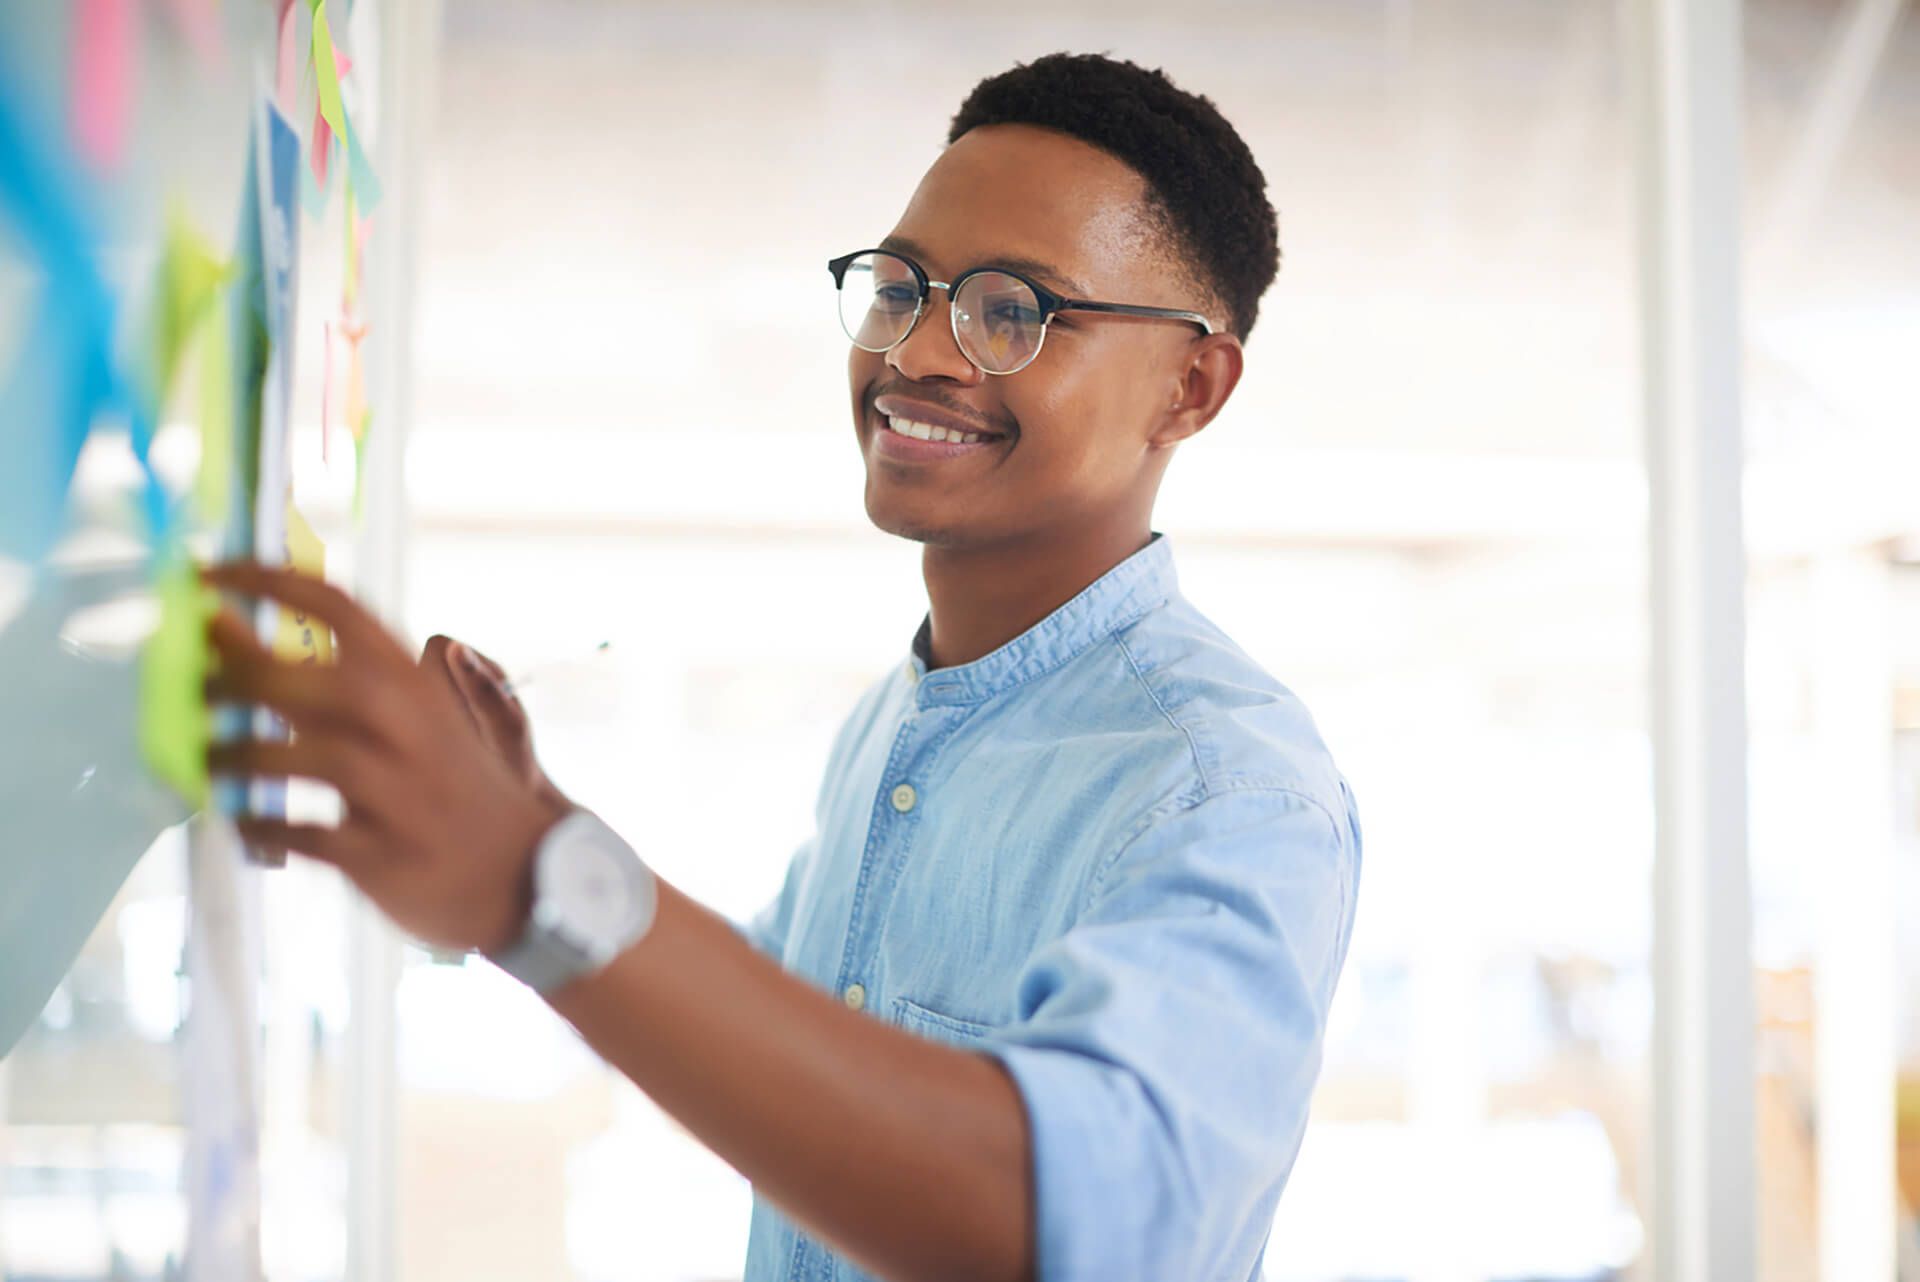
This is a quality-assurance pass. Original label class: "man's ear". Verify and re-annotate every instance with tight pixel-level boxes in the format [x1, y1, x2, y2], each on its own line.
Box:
[1149, 332, 1244, 450]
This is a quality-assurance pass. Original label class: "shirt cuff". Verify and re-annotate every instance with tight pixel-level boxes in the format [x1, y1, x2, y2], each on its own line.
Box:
[980, 1039, 1186, 1282]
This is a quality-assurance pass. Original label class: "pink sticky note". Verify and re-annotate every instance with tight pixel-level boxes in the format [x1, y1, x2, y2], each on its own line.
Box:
[275, 0, 301, 112]
[307, 38, 353, 188]
[72, 0, 135, 171]
[311, 98, 332, 188]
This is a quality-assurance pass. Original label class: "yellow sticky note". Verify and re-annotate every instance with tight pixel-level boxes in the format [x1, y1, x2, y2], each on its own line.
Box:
[139, 553, 218, 807]
[274, 501, 333, 664]
[311, 1, 347, 140]
[146, 205, 231, 420]
[192, 297, 232, 524]
[344, 325, 369, 440]
[342, 178, 358, 310]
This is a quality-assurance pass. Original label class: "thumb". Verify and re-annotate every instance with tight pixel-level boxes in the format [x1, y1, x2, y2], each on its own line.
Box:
[447, 640, 530, 742]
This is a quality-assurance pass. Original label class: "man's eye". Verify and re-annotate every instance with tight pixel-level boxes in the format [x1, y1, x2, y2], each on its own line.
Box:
[988, 302, 1042, 327]
[874, 285, 919, 310]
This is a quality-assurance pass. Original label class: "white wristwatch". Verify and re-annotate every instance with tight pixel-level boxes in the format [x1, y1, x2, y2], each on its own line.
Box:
[488, 808, 658, 994]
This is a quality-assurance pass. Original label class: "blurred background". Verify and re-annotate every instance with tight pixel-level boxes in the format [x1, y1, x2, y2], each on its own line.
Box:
[3, 1, 1917, 1280]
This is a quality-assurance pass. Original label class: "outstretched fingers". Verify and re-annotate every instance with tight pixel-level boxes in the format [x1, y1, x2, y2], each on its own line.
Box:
[201, 561, 408, 668]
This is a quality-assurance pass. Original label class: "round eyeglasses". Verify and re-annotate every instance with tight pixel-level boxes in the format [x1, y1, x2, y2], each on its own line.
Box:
[827, 247, 1215, 376]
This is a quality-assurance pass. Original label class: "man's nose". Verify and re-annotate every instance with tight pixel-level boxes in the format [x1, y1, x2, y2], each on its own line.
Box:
[886, 287, 982, 385]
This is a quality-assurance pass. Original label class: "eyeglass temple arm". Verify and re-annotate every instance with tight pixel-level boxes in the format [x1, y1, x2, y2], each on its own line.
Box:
[1054, 299, 1215, 335]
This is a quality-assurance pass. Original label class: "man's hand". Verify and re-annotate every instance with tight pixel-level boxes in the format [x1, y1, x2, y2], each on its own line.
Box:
[418, 633, 571, 812]
[199, 565, 1037, 1282]
[201, 561, 571, 954]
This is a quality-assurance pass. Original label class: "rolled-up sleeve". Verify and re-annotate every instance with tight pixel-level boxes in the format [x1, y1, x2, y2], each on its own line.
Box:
[978, 784, 1359, 1282]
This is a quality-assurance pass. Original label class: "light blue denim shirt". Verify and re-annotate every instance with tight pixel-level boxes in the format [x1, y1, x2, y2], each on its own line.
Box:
[735, 529, 1362, 1282]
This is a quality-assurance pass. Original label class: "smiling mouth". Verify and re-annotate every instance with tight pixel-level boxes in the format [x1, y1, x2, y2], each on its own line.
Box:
[878, 412, 1005, 445]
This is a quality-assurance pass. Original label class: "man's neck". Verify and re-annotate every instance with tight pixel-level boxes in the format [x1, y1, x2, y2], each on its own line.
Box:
[918, 521, 1154, 672]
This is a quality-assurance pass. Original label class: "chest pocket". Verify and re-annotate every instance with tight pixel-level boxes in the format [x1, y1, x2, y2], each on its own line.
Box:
[891, 995, 994, 1047]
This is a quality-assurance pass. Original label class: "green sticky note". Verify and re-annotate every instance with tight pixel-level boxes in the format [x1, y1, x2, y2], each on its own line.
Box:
[138, 554, 218, 808]
[311, 2, 347, 141]
[144, 206, 232, 425]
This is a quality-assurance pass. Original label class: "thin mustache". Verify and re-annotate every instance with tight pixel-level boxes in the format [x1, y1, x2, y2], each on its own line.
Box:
[867, 383, 1018, 438]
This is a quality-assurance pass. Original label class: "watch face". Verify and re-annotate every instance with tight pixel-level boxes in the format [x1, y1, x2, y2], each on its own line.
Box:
[536, 817, 652, 960]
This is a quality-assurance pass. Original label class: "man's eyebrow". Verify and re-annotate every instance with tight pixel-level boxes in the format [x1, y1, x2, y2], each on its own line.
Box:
[877, 234, 1092, 298]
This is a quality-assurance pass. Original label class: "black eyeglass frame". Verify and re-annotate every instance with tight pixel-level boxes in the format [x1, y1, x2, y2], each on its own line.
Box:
[826, 247, 1216, 375]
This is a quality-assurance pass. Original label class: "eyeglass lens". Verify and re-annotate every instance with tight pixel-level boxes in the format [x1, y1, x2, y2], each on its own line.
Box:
[837, 251, 1048, 374]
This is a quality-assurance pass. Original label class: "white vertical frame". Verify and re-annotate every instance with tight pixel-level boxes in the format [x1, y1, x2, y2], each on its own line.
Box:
[1810, 549, 1899, 1282]
[1623, 2, 1758, 1281]
[345, 1, 442, 1280]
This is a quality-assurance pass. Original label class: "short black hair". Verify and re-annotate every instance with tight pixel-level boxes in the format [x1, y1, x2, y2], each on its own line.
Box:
[947, 51, 1280, 341]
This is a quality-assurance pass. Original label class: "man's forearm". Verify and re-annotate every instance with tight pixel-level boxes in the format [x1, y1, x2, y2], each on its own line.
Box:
[543, 878, 1037, 1282]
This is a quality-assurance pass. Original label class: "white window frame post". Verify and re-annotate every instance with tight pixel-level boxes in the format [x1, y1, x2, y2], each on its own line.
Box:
[1623, 1, 1759, 1281]
[346, 2, 442, 1280]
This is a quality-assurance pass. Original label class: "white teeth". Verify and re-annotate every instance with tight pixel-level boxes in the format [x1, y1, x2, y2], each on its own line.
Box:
[884, 413, 997, 446]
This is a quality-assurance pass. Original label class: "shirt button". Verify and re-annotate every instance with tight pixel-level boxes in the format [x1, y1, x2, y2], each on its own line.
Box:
[842, 983, 866, 1011]
[890, 782, 917, 813]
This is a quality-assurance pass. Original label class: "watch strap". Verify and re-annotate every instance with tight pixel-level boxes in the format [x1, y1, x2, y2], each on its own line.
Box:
[489, 919, 596, 994]
[486, 808, 654, 995]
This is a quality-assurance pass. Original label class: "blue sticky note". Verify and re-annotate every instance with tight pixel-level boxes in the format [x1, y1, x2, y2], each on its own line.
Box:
[343, 114, 381, 213]
[0, 80, 175, 562]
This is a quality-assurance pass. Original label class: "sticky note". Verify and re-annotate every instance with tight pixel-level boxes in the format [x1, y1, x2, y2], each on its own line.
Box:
[145, 205, 233, 425]
[309, 97, 331, 191]
[343, 118, 381, 211]
[352, 408, 371, 520]
[0, 83, 155, 562]
[305, 2, 382, 213]
[273, 502, 333, 664]
[342, 179, 358, 310]
[139, 208, 235, 532]
[311, 2, 347, 141]
[71, 0, 135, 170]
[275, 0, 304, 112]
[340, 318, 369, 441]
[139, 553, 219, 808]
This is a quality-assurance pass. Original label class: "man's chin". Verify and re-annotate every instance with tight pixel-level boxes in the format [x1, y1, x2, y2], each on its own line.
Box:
[864, 492, 970, 548]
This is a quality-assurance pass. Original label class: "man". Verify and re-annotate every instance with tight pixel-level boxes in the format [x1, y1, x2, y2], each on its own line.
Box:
[204, 52, 1362, 1282]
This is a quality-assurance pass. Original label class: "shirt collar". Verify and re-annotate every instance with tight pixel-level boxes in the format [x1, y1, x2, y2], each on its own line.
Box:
[904, 529, 1178, 708]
